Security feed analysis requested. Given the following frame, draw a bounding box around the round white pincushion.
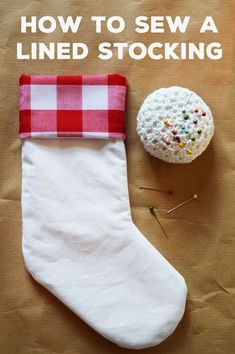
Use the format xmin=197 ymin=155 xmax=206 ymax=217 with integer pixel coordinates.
xmin=137 ymin=86 xmax=214 ymax=163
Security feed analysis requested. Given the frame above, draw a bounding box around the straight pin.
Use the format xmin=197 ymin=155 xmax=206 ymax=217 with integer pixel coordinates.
xmin=139 ymin=186 xmax=173 ymax=195
xmin=149 ymin=206 xmax=169 ymax=239
xmin=166 ymin=194 xmax=197 ymax=214
xmin=185 ymin=92 xmax=193 ymax=107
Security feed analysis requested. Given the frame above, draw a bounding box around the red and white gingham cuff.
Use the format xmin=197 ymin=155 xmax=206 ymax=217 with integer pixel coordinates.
xmin=19 ymin=74 xmax=127 ymax=139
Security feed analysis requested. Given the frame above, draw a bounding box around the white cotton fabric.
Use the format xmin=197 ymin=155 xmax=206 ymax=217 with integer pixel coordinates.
xmin=21 ymin=139 xmax=187 ymax=349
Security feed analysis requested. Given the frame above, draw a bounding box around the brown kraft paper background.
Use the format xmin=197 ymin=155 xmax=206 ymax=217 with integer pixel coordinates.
xmin=0 ymin=1 xmax=235 ymax=353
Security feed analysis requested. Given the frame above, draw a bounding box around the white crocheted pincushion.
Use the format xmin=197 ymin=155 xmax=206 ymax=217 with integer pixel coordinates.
xmin=137 ymin=86 xmax=214 ymax=163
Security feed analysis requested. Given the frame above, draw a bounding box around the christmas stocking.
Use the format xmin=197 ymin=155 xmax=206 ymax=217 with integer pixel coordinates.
xmin=19 ymin=74 xmax=187 ymax=349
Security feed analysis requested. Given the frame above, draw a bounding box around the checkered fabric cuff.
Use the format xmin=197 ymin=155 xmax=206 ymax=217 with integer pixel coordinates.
xmin=19 ymin=74 xmax=127 ymax=139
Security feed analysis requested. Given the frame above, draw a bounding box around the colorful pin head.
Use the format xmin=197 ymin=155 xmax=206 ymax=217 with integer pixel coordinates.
xmin=164 ymin=119 xmax=170 ymax=128
xmin=175 ymin=136 xmax=181 ymax=141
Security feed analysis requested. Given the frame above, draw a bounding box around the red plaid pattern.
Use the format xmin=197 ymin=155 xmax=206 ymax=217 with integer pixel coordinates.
xmin=19 ymin=74 xmax=127 ymax=139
